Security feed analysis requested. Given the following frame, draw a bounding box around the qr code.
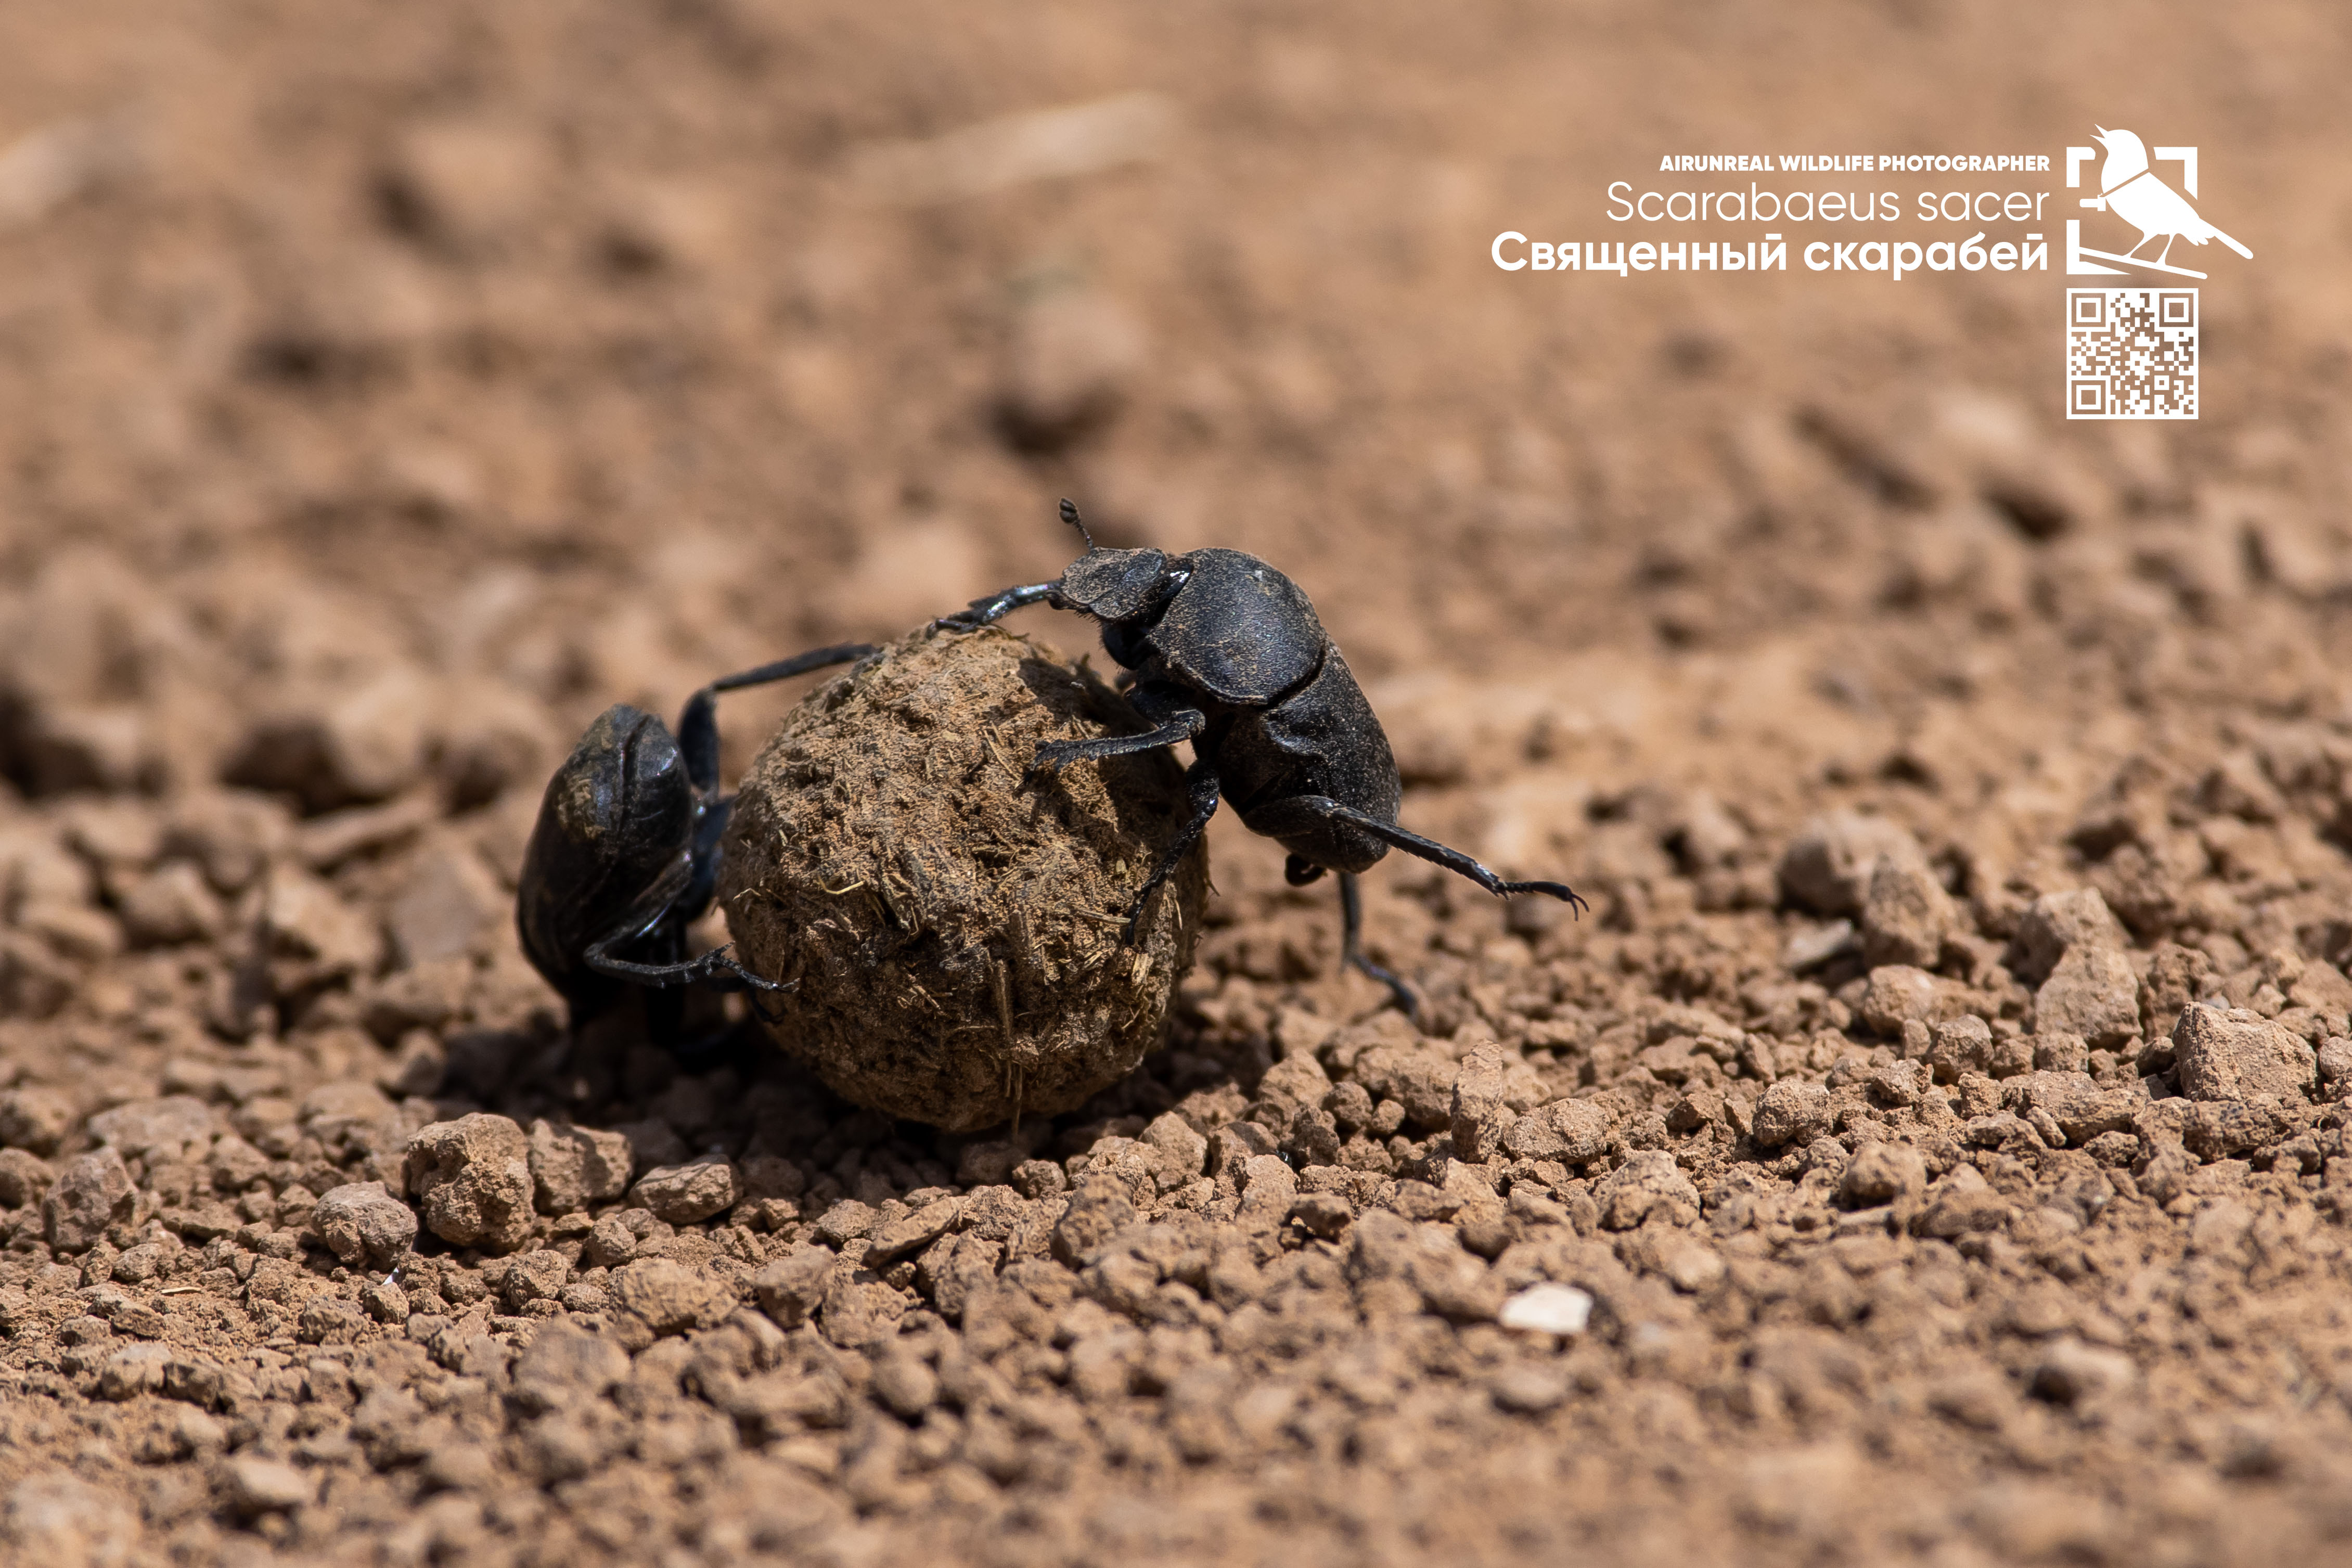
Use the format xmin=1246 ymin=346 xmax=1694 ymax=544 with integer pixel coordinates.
xmin=2066 ymin=289 xmax=2196 ymax=419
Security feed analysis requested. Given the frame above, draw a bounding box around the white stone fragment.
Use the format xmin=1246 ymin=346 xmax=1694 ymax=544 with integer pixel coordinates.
xmin=1498 ymin=1282 xmax=1595 ymax=1336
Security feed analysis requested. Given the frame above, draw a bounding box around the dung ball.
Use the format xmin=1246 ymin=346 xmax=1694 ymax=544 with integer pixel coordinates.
xmin=718 ymin=626 xmax=1207 ymax=1131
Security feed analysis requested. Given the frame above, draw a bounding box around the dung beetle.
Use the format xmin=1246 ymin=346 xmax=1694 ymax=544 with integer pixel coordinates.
xmin=516 ymin=642 xmax=875 ymax=1039
xmin=941 ymin=501 xmax=1585 ymax=1010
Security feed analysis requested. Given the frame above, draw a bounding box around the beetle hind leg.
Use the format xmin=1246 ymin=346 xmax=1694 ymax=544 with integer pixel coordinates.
xmin=1284 ymin=795 xmax=1590 ymax=917
xmin=1340 ymin=871 xmax=1417 ymax=1017
xmin=676 ymin=641 xmax=879 ymax=792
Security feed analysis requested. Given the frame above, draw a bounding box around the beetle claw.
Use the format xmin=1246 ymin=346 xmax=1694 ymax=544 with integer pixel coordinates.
xmin=745 ymin=979 xmax=799 ymax=1028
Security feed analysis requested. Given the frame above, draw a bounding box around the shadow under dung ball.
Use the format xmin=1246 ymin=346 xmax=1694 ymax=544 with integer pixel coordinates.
xmin=718 ymin=627 xmax=1206 ymax=1130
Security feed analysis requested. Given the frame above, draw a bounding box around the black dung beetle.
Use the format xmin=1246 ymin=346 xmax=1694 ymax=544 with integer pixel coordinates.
xmin=942 ymin=501 xmax=1585 ymax=1011
xmin=516 ymin=642 xmax=875 ymax=1039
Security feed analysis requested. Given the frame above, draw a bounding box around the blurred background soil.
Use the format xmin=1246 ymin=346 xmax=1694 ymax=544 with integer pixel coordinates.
xmin=3 ymin=2 xmax=2352 ymax=1564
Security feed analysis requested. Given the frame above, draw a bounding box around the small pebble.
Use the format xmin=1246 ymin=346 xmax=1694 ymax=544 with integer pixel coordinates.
xmin=1498 ymin=1283 xmax=1595 ymax=1337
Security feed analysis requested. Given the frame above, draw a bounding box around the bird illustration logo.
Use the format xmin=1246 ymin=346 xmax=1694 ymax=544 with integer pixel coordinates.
xmin=2074 ymin=127 xmax=2251 ymax=276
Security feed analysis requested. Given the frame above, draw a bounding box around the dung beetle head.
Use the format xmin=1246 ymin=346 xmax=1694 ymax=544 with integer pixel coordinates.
xmin=1048 ymin=498 xmax=1185 ymax=624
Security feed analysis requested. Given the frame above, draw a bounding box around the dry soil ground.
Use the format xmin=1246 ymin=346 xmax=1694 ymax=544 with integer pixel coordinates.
xmin=3 ymin=3 xmax=2352 ymax=1565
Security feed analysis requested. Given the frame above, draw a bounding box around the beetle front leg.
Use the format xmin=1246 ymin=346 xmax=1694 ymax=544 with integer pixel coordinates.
xmin=632 ymin=948 xmax=791 ymax=1050
xmin=582 ymin=931 xmax=795 ymax=997
xmin=1119 ymin=758 xmax=1221 ymax=945
xmin=700 ymin=965 xmax=798 ymax=1027
xmin=577 ymin=860 xmax=791 ymax=994
xmin=937 ymin=582 xmax=1059 ymax=631
xmin=1032 ymin=708 xmax=1205 ymax=778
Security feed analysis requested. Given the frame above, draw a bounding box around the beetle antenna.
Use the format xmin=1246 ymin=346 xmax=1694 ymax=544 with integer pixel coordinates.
xmin=1058 ymin=497 xmax=1095 ymax=551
